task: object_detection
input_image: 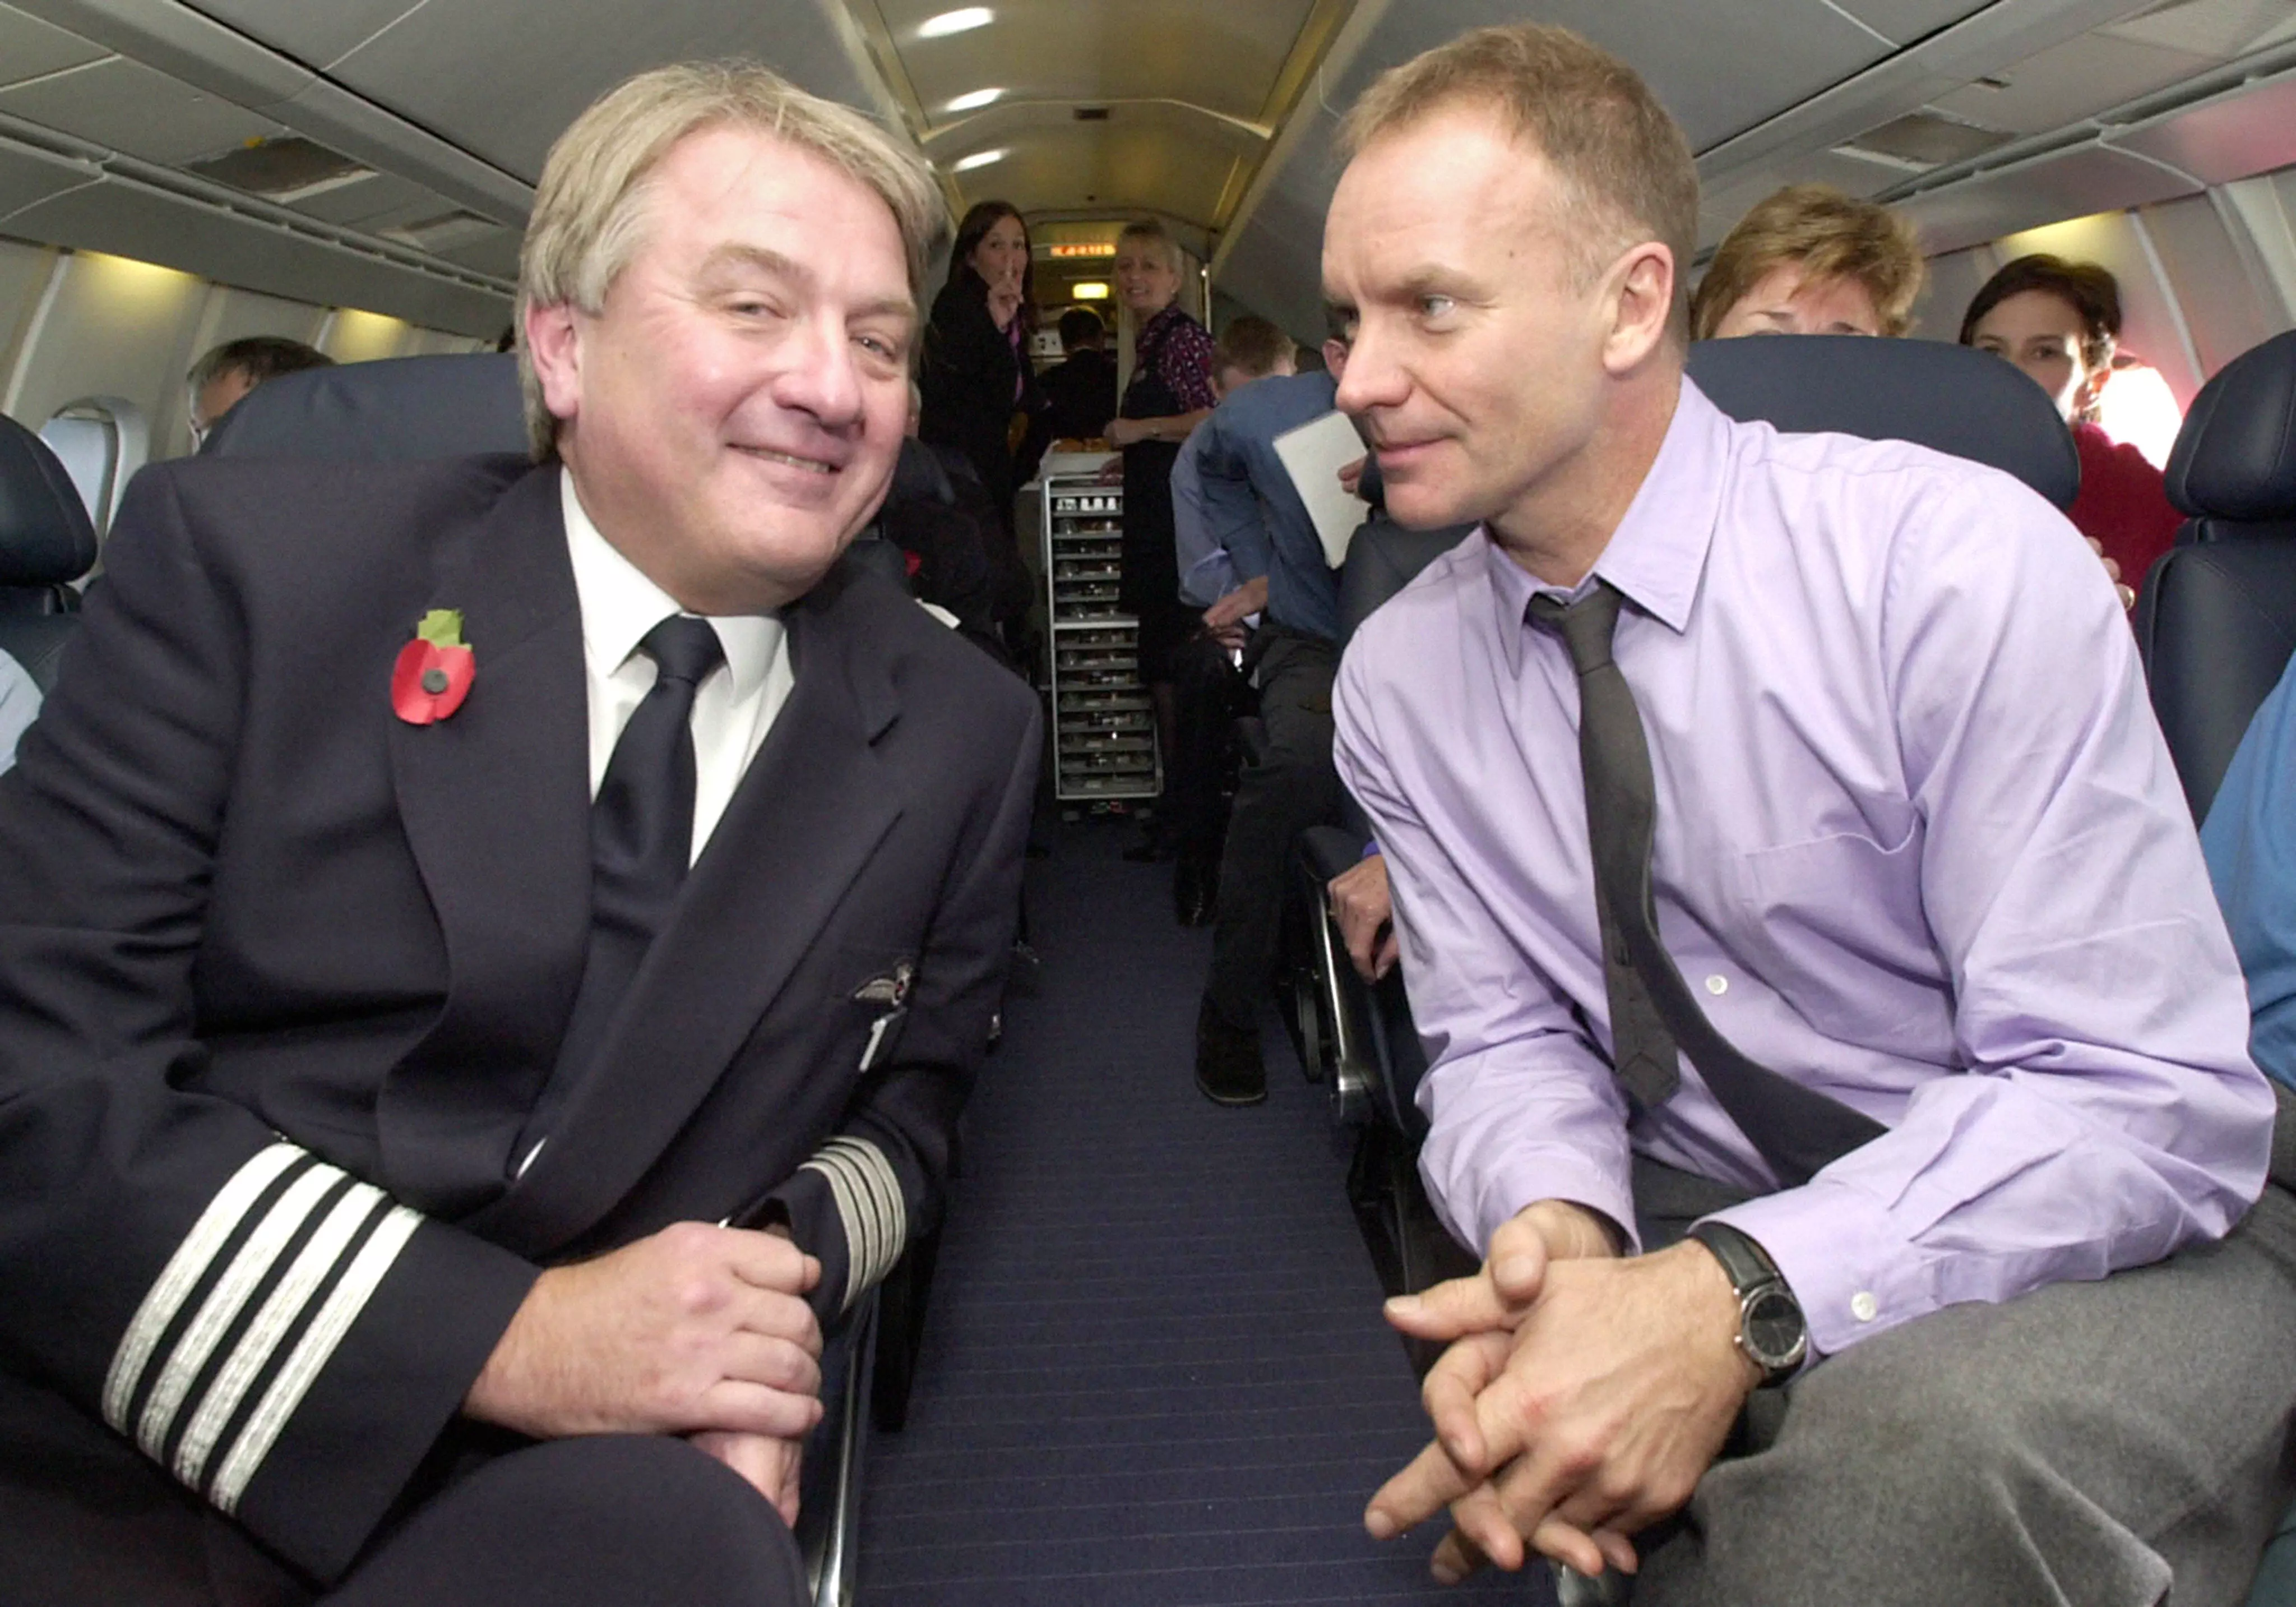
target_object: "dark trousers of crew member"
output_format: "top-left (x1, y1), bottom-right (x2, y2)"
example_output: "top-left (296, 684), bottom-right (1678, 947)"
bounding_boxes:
top-left (1203, 630), bottom-right (1343, 1035)
top-left (1165, 632), bottom-right (1252, 875)
top-left (0, 1381), bottom-right (810, 1607)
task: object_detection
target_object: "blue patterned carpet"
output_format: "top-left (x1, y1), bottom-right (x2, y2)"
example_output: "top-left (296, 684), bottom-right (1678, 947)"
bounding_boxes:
top-left (855, 817), bottom-right (1548, 1606)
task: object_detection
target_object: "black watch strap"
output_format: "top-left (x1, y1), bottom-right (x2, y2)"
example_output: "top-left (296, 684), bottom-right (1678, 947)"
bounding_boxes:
top-left (1688, 1219), bottom-right (1777, 1294)
top-left (1687, 1220), bottom-right (1806, 1386)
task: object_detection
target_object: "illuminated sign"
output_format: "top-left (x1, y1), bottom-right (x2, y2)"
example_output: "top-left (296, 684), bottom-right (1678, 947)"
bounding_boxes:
top-left (1048, 243), bottom-right (1116, 258)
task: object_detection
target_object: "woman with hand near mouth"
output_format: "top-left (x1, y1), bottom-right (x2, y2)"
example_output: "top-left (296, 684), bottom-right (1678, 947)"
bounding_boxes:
top-left (920, 200), bottom-right (1041, 548)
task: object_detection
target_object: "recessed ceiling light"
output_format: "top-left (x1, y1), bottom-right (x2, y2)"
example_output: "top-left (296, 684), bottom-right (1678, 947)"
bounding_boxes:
top-left (946, 87), bottom-right (1004, 112)
top-left (1071, 281), bottom-right (1110, 301)
top-left (951, 149), bottom-right (1006, 173)
top-left (918, 7), bottom-right (993, 38)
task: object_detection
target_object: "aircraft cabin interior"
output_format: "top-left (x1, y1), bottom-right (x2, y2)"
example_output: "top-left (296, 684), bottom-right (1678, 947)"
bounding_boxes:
top-left (3, 1), bottom-right (2296, 1604)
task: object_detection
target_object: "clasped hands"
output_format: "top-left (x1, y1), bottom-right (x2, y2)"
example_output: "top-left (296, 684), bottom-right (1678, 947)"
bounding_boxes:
top-left (1367, 1200), bottom-right (1760, 1583)
top-left (464, 1221), bottom-right (825, 1527)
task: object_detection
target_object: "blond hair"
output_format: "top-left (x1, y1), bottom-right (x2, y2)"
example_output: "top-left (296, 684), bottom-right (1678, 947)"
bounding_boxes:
top-left (1690, 184), bottom-right (1925, 339)
top-left (516, 61), bottom-right (947, 458)
top-left (1115, 219), bottom-right (1182, 275)
top-left (1340, 24), bottom-right (1697, 324)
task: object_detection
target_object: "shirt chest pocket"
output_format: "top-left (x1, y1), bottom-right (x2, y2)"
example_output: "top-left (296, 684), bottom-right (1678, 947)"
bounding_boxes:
top-left (1722, 823), bottom-right (1944, 1048)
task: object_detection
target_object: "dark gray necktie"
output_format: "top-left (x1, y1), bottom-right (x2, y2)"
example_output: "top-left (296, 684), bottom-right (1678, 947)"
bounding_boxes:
top-left (521, 615), bottom-right (725, 1162)
top-left (1530, 582), bottom-right (1885, 1187)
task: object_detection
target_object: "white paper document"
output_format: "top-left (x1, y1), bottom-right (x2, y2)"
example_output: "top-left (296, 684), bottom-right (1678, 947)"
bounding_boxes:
top-left (1271, 410), bottom-right (1372, 569)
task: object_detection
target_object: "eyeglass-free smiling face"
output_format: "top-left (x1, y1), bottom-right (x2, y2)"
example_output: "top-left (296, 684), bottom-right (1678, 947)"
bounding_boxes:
top-left (527, 124), bottom-right (917, 614)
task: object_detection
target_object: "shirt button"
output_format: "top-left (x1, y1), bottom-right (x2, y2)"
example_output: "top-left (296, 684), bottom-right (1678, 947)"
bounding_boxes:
top-left (1704, 974), bottom-right (1728, 996)
top-left (1850, 1291), bottom-right (1878, 1323)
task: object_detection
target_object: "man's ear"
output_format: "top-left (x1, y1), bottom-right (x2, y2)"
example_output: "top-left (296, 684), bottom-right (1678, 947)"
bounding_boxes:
top-left (1601, 242), bottom-right (1677, 376)
top-left (1322, 340), bottom-right (1349, 381)
top-left (524, 301), bottom-right (583, 428)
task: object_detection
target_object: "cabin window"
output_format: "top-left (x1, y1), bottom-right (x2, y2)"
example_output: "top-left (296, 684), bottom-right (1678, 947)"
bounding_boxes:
top-left (40, 398), bottom-right (147, 541)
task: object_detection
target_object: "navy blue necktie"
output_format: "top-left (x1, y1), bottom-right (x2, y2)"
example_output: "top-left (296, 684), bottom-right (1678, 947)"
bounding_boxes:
top-left (525, 616), bottom-right (724, 1160)
top-left (1530, 583), bottom-right (1885, 1186)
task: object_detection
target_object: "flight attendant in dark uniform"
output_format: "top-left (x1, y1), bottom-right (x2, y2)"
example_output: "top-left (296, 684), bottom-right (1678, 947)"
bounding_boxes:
top-left (1107, 218), bottom-right (1216, 846)
top-left (920, 200), bottom-right (1039, 534)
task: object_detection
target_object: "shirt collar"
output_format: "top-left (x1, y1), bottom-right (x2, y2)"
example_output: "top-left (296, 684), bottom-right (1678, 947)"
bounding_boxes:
top-left (559, 469), bottom-right (779, 700)
top-left (1485, 376), bottom-right (1731, 675)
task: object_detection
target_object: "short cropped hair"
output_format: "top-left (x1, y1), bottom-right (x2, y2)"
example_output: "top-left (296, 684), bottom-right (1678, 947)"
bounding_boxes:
top-left (1057, 307), bottom-right (1105, 350)
top-left (1214, 315), bottom-right (1294, 381)
top-left (1689, 184), bottom-right (1926, 339)
top-left (1115, 219), bottom-right (1181, 275)
top-left (188, 336), bottom-right (331, 391)
top-left (517, 61), bottom-right (948, 458)
top-left (1340, 24), bottom-right (1698, 320)
top-left (1959, 253), bottom-right (2122, 376)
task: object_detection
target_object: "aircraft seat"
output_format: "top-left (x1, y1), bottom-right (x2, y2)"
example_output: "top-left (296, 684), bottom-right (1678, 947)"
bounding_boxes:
top-left (2138, 327), bottom-right (2296, 821)
top-left (0, 412), bottom-right (99, 691)
top-left (200, 352), bottom-right (529, 460)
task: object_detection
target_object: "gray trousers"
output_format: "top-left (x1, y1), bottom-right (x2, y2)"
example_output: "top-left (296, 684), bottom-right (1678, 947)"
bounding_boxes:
top-left (1621, 1105), bottom-right (2296, 1607)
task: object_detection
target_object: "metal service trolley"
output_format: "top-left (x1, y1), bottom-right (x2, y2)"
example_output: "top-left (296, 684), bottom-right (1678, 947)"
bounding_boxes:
top-left (1040, 472), bottom-right (1162, 802)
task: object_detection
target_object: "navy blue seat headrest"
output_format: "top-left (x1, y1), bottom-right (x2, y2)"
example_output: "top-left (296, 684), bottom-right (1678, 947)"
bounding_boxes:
top-left (1686, 335), bottom-right (2081, 510)
top-left (2164, 328), bottom-right (2296, 522)
top-left (0, 412), bottom-right (98, 588)
top-left (201, 352), bottom-right (529, 462)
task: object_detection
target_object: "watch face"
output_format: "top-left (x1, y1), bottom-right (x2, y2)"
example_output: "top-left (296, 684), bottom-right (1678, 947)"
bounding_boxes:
top-left (1743, 1287), bottom-right (1807, 1373)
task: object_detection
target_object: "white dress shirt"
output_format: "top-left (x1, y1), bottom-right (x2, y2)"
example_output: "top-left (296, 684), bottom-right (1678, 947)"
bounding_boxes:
top-left (560, 471), bottom-right (793, 862)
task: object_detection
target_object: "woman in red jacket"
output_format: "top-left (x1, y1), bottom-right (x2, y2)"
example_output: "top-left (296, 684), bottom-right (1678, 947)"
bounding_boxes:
top-left (1961, 255), bottom-right (2182, 600)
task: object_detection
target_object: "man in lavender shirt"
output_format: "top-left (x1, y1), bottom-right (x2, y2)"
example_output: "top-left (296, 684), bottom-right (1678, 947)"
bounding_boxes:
top-left (1325, 24), bottom-right (2296, 1607)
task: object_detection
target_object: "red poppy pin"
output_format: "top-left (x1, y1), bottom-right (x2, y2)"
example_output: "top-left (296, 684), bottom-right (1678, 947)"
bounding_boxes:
top-left (391, 609), bottom-right (475, 725)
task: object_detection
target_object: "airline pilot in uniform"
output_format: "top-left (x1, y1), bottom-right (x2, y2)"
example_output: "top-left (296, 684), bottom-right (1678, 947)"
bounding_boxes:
top-left (0, 63), bottom-right (1038, 1607)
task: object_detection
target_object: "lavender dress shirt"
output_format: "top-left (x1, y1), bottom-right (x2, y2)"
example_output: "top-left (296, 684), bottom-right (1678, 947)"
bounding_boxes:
top-left (1332, 377), bottom-right (2269, 1359)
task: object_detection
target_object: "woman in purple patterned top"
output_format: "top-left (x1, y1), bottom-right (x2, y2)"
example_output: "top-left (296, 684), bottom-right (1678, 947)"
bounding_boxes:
top-left (1107, 219), bottom-right (1216, 812)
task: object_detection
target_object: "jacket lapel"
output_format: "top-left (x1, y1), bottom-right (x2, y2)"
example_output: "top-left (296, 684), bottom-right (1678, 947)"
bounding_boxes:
top-left (475, 565), bottom-right (906, 1257)
top-left (376, 465), bottom-right (593, 1217)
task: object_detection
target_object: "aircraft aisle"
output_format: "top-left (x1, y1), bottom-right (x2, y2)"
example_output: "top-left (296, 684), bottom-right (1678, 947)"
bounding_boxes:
top-left (856, 818), bottom-right (1543, 1605)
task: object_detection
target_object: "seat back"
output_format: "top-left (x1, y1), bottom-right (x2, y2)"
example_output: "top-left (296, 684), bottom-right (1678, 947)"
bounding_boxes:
top-left (200, 352), bottom-right (529, 460)
top-left (1686, 334), bottom-right (2081, 507)
top-left (2138, 329), bottom-right (2296, 820)
top-left (1336, 515), bottom-right (1476, 644)
top-left (0, 412), bottom-right (99, 690)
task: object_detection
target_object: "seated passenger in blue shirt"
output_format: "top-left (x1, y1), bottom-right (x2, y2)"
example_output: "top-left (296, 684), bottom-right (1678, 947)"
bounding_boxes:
top-left (0, 649), bottom-right (38, 774)
top-left (2201, 650), bottom-right (2296, 1089)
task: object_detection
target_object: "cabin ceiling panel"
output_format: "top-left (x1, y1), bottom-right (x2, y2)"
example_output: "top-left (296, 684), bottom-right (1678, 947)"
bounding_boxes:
top-left (1928, 30), bottom-right (2220, 132)
top-left (2, 176), bottom-right (508, 334)
top-left (1476, 1), bottom-right (1894, 149)
top-left (2099, 0), bottom-right (2296, 58)
top-left (0, 54), bottom-right (283, 165)
top-left (0, 3), bottom-right (108, 88)
top-left (1835, 0), bottom-right (1997, 45)
top-left (940, 100), bottom-right (1261, 223)
top-left (881, 0), bottom-right (1320, 127)
top-left (1893, 142), bottom-right (2199, 250)
top-left (2111, 70), bottom-right (2296, 183)
top-left (962, 118), bottom-right (1252, 228)
top-left (0, 138), bottom-right (91, 223)
top-left (180, 0), bottom-right (423, 73)
top-left (283, 169), bottom-right (438, 228)
top-left (321, 0), bottom-right (891, 181)
top-left (432, 228), bottom-right (522, 281)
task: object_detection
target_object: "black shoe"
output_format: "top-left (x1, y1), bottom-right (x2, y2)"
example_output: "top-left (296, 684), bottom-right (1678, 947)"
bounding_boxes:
top-left (1195, 997), bottom-right (1266, 1106)
top-left (1173, 858), bottom-right (1216, 927)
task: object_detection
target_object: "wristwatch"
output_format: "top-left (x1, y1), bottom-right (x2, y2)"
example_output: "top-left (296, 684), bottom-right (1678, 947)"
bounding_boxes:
top-left (1686, 1220), bottom-right (1807, 1387)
